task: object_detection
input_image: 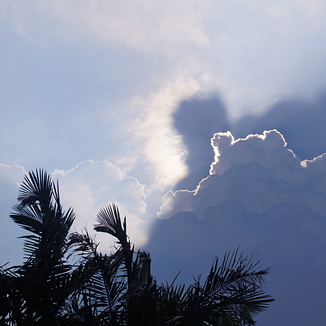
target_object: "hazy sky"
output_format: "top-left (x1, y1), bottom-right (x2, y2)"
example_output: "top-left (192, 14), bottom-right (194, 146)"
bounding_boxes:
top-left (1, 1), bottom-right (326, 325)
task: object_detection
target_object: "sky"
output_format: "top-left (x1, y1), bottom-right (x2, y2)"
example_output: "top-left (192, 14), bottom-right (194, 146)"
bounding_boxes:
top-left (1, 1), bottom-right (326, 325)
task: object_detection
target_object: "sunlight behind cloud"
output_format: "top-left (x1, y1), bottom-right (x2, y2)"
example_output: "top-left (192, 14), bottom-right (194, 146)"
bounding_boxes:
top-left (127, 77), bottom-right (202, 190)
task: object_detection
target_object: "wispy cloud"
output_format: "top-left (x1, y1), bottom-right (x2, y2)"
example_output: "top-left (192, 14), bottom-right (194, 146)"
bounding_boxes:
top-left (3, 0), bottom-right (326, 119)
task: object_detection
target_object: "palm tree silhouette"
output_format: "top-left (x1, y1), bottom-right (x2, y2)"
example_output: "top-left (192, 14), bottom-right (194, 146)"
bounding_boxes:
top-left (1, 169), bottom-right (85, 324)
top-left (0, 169), bottom-right (274, 325)
top-left (73, 203), bottom-right (273, 325)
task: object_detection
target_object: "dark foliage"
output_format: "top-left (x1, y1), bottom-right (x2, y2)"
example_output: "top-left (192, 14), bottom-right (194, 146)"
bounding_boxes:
top-left (0, 169), bottom-right (274, 325)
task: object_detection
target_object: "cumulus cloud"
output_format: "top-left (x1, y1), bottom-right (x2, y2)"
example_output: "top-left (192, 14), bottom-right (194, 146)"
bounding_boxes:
top-left (159, 129), bottom-right (311, 218)
top-left (53, 160), bottom-right (148, 249)
top-left (150, 129), bottom-right (326, 326)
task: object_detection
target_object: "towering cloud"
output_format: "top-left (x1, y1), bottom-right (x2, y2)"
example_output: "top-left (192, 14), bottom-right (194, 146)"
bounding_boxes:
top-left (148, 130), bottom-right (326, 326)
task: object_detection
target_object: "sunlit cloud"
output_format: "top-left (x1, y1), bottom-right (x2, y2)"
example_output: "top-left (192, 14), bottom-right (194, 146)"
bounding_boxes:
top-left (123, 77), bottom-right (203, 190)
top-left (53, 160), bottom-right (149, 249)
top-left (159, 129), bottom-right (326, 219)
top-left (209, 129), bottom-right (297, 175)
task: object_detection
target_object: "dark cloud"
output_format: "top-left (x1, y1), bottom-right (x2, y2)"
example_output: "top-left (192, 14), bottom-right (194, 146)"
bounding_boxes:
top-left (172, 96), bottom-right (229, 190)
top-left (146, 130), bottom-right (326, 326)
top-left (233, 91), bottom-right (326, 159)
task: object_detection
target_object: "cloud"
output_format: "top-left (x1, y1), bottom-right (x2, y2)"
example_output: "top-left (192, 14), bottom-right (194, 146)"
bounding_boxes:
top-left (149, 129), bottom-right (326, 326)
top-left (53, 160), bottom-right (148, 249)
top-left (210, 130), bottom-right (298, 175)
top-left (0, 0), bottom-right (211, 53)
top-left (233, 92), bottom-right (326, 160)
top-left (120, 77), bottom-right (203, 191)
top-left (159, 129), bottom-right (310, 219)
top-left (172, 95), bottom-right (229, 190)
top-left (3, 0), bottom-right (326, 119)
top-left (69, 0), bottom-right (210, 53)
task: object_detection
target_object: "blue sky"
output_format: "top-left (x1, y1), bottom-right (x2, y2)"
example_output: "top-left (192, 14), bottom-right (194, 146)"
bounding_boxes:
top-left (1, 1), bottom-right (326, 325)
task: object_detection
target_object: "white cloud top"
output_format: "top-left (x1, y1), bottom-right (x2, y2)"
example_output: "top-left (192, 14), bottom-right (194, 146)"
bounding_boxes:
top-left (159, 130), bottom-right (326, 219)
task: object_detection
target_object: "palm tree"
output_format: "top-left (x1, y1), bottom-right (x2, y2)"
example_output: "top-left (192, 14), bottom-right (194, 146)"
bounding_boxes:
top-left (2, 169), bottom-right (85, 325)
top-left (156, 251), bottom-right (273, 325)
top-left (66, 230), bottom-right (127, 325)
top-left (69, 204), bottom-right (157, 325)
top-left (77, 203), bottom-right (274, 326)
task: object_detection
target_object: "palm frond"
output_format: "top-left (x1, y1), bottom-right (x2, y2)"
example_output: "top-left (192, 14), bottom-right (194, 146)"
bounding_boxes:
top-left (94, 204), bottom-right (134, 285)
top-left (18, 169), bottom-right (52, 209)
top-left (67, 231), bottom-right (128, 324)
top-left (204, 250), bottom-right (269, 295)
top-left (6, 169), bottom-right (79, 323)
top-left (94, 204), bottom-right (128, 248)
top-left (196, 250), bottom-right (274, 325)
top-left (10, 205), bottom-right (43, 235)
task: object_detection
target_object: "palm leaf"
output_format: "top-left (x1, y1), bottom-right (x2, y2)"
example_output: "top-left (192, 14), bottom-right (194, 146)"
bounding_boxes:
top-left (94, 204), bottom-right (134, 283)
top-left (94, 203), bottom-right (128, 248)
top-left (7, 169), bottom-right (79, 323)
top-left (68, 230), bottom-right (127, 324)
top-left (204, 250), bottom-right (268, 295)
top-left (18, 169), bottom-right (52, 210)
